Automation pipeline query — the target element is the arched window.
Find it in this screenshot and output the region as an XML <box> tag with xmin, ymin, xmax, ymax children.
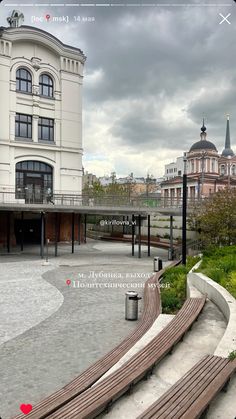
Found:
<box><xmin>15</xmin><ymin>160</ymin><xmax>53</xmax><ymax>203</ymax></box>
<box><xmin>232</xmin><ymin>165</ymin><xmax>236</xmax><ymax>176</ymax></box>
<box><xmin>191</xmin><ymin>160</ymin><xmax>194</xmax><ymax>173</ymax></box>
<box><xmin>16</xmin><ymin>68</ymin><xmax>32</xmax><ymax>93</ymax></box>
<box><xmin>220</xmin><ymin>164</ymin><xmax>225</xmax><ymax>175</ymax></box>
<box><xmin>211</xmin><ymin>159</ymin><xmax>215</xmax><ymax>172</ymax></box>
<box><xmin>39</xmin><ymin>74</ymin><xmax>54</xmax><ymax>97</ymax></box>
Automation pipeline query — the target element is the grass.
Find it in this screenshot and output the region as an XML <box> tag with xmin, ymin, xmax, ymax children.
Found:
<box><xmin>161</xmin><ymin>256</ymin><xmax>200</xmax><ymax>314</ymax></box>
<box><xmin>160</xmin><ymin>245</ymin><xmax>236</xmax><ymax>314</ymax></box>
<box><xmin>197</xmin><ymin>245</ymin><xmax>236</xmax><ymax>298</ymax></box>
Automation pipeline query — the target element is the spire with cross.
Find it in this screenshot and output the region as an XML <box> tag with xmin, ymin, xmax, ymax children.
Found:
<box><xmin>222</xmin><ymin>114</ymin><xmax>234</xmax><ymax>157</ymax></box>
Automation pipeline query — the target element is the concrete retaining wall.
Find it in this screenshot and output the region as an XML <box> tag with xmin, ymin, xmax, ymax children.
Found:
<box><xmin>187</xmin><ymin>262</ymin><xmax>236</xmax><ymax>357</ymax></box>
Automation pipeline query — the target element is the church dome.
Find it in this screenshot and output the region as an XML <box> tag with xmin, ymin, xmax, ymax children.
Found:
<box><xmin>189</xmin><ymin>120</ymin><xmax>217</xmax><ymax>153</ymax></box>
<box><xmin>190</xmin><ymin>140</ymin><xmax>217</xmax><ymax>152</ymax></box>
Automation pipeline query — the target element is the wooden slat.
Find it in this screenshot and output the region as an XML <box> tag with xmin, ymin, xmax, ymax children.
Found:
<box><xmin>13</xmin><ymin>262</ymin><xmax>179</xmax><ymax>419</ymax></box>
<box><xmin>137</xmin><ymin>356</ymin><xmax>236</xmax><ymax>419</ymax></box>
<box><xmin>158</xmin><ymin>357</ymin><xmax>228</xmax><ymax>419</ymax></box>
<box><xmin>45</xmin><ymin>297</ymin><xmax>205</xmax><ymax>418</ymax></box>
<box><xmin>180</xmin><ymin>358</ymin><xmax>236</xmax><ymax>419</ymax></box>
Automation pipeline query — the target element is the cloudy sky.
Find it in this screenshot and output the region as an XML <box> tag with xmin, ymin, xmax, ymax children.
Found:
<box><xmin>1</xmin><ymin>0</ymin><xmax>236</xmax><ymax>177</ymax></box>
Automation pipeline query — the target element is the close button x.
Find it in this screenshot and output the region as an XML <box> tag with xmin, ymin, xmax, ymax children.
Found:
<box><xmin>219</xmin><ymin>13</ymin><xmax>231</xmax><ymax>25</ymax></box>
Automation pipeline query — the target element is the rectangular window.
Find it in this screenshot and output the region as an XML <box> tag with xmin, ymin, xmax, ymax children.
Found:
<box><xmin>38</xmin><ymin>118</ymin><xmax>54</xmax><ymax>141</ymax></box>
<box><xmin>15</xmin><ymin>113</ymin><xmax>32</xmax><ymax>139</ymax></box>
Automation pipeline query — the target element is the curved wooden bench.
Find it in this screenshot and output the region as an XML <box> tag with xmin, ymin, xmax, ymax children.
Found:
<box><xmin>45</xmin><ymin>297</ymin><xmax>206</xmax><ymax>418</ymax></box>
<box><xmin>14</xmin><ymin>263</ymin><xmax>178</xmax><ymax>419</ymax></box>
<box><xmin>137</xmin><ymin>355</ymin><xmax>236</xmax><ymax>419</ymax></box>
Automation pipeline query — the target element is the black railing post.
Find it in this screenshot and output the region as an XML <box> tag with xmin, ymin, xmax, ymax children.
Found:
<box><xmin>7</xmin><ymin>211</ymin><xmax>10</xmax><ymax>253</ymax></box>
<box><xmin>78</xmin><ymin>214</ymin><xmax>81</xmax><ymax>245</ymax></box>
<box><xmin>138</xmin><ymin>214</ymin><xmax>141</xmax><ymax>258</ymax></box>
<box><xmin>148</xmin><ymin>214</ymin><xmax>151</xmax><ymax>257</ymax></box>
<box><xmin>182</xmin><ymin>156</ymin><xmax>187</xmax><ymax>265</ymax></box>
<box><xmin>84</xmin><ymin>214</ymin><xmax>87</xmax><ymax>243</ymax></box>
<box><xmin>132</xmin><ymin>214</ymin><xmax>135</xmax><ymax>256</ymax></box>
<box><xmin>72</xmin><ymin>212</ymin><xmax>75</xmax><ymax>254</ymax></box>
<box><xmin>169</xmin><ymin>215</ymin><xmax>174</xmax><ymax>260</ymax></box>
<box><xmin>55</xmin><ymin>212</ymin><xmax>58</xmax><ymax>257</ymax></box>
<box><xmin>20</xmin><ymin>211</ymin><xmax>24</xmax><ymax>251</ymax></box>
<box><xmin>40</xmin><ymin>212</ymin><xmax>45</xmax><ymax>259</ymax></box>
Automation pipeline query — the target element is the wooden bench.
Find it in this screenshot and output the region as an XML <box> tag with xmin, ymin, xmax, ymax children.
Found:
<box><xmin>137</xmin><ymin>354</ymin><xmax>236</xmax><ymax>419</ymax></box>
<box><xmin>14</xmin><ymin>263</ymin><xmax>178</xmax><ymax>419</ymax></box>
<box><xmin>45</xmin><ymin>297</ymin><xmax>206</xmax><ymax>418</ymax></box>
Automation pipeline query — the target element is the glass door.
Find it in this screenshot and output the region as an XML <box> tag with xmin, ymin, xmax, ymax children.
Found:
<box><xmin>25</xmin><ymin>176</ymin><xmax>43</xmax><ymax>203</ymax></box>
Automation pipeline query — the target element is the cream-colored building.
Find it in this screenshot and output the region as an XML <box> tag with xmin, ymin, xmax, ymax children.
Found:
<box><xmin>0</xmin><ymin>15</ymin><xmax>86</xmax><ymax>203</ymax></box>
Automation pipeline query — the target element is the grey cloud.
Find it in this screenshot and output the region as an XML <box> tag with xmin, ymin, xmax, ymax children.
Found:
<box><xmin>1</xmin><ymin>2</ymin><xmax>236</xmax><ymax>169</ymax></box>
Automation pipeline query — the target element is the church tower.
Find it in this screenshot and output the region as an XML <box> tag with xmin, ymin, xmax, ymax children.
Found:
<box><xmin>222</xmin><ymin>115</ymin><xmax>235</xmax><ymax>158</ymax></box>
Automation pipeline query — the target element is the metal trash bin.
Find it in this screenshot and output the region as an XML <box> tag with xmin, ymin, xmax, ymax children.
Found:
<box><xmin>125</xmin><ymin>291</ymin><xmax>141</xmax><ymax>320</ymax></box>
<box><xmin>154</xmin><ymin>257</ymin><xmax>163</xmax><ymax>272</ymax></box>
<box><xmin>154</xmin><ymin>256</ymin><xmax>159</xmax><ymax>272</ymax></box>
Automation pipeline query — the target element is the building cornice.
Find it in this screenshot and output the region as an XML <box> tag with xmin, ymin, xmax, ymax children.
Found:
<box><xmin>0</xmin><ymin>25</ymin><xmax>86</xmax><ymax>63</ymax></box>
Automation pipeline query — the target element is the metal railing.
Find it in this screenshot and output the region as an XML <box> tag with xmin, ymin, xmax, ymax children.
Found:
<box><xmin>0</xmin><ymin>188</ymin><xmax>204</xmax><ymax>210</ymax></box>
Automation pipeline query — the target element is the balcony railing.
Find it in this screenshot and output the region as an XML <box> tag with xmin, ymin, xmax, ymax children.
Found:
<box><xmin>0</xmin><ymin>188</ymin><xmax>205</xmax><ymax>210</ymax></box>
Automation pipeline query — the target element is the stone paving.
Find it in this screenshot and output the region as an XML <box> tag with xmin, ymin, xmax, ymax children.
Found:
<box><xmin>0</xmin><ymin>261</ymin><xmax>63</xmax><ymax>345</ymax></box>
<box><xmin>0</xmin><ymin>240</ymin><xmax>168</xmax><ymax>419</ymax></box>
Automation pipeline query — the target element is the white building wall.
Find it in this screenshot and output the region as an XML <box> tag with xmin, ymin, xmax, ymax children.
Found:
<box><xmin>164</xmin><ymin>156</ymin><xmax>184</xmax><ymax>180</ymax></box>
<box><xmin>0</xmin><ymin>26</ymin><xmax>85</xmax><ymax>194</ymax></box>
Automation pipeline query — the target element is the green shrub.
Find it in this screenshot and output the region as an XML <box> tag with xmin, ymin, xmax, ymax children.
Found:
<box><xmin>161</xmin><ymin>256</ymin><xmax>200</xmax><ymax>314</ymax></box>
<box><xmin>228</xmin><ymin>350</ymin><xmax>236</xmax><ymax>361</ymax></box>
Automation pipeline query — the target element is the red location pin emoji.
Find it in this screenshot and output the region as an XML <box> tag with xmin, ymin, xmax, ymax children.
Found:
<box><xmin>45</xmin><ymin>14</ymin><xmax>51</xmax><ymax>22</ymax></box>
<box><xmin>66</xmin><ymin>279</ymin><xmax>71</xmax><ymax>286</ymax></box>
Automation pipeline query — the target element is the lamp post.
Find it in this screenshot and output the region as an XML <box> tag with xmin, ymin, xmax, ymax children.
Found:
<box><xmin>182</xmin><ymin>153</ymin><xmax>187</xmax><ymax>265</ymax></box>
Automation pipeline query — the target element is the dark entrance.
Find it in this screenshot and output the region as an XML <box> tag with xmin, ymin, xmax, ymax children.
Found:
<box><xmin>14</xmin><ymin>218</ymin><xmax>42</xmax><ymax>244</ymax></box>
<box><xmin>15</xmin><ymin>161</ymin><xmax>53</xmax><ymax>203</ymax></box>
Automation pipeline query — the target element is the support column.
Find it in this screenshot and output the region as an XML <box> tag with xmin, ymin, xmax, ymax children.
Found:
<box><xmin>7</xmin><ymin>211</ymin><xmax>10</xmax><ymax>253</ymax></box>
<box><xmin>78</xmin><ymin>214</ymin><xmax>81</xmax><ymax>245</ymax></box>
<box><xmin>55</xmin><ymin>212</ymin><xmax>58</xmax><ymax>257</ymax></box>
<box><xmin>20</xmin><ymin>211</ymin><xmax>24</xmax><ymax>251</ymax></box>
<box><xmin>71</xmin><ymin>212</ymin><xmax>75</xmax><ymax>254</ymax></box>
<box><xmin>122</xmin><ymin>216</ymin><xmax>125</xmax><ymax>235</ymax></box>
<box><xmin>40</xmin><ymin>212</ymin><xmax>45</xmax><ymax>259</ymax></box>
<box><xmin>138</xmin><ymin>214</ymin><xmax>141</xmax><ymax>259</ymax></box>
<box><xmin>84</xmin><ymin>214</ymin><xmax>87</xmax><ymax>243</ymax></box>
<box><xmin>147</xmin><ymin>214</ymin><xmax>151</xmax><ymax>257</ymax></box>
<box><xmin>132</xmin><ymin>214</ymin><xmax>135</xmax><ymax>256</ymax></box>
<box><xmin>32</xmin><ymin>115</ymin><xmax>39</xmax><ymax>143</ymax></box>
<box><xmin>170</xmin><ymin>215</ymin><xmax>173</xmax><ymax>260</ymax></box>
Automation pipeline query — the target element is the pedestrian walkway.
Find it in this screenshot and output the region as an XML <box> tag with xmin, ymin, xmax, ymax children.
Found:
<box><xmin>0</xmin><ymin>240</ymin><xmax>168</xmax><ymax>419</ymax></box>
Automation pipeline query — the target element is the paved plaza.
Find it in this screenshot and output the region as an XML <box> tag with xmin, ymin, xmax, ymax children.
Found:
<box><xmin>0</xmin><ymin>240</ymin><xmax>235</xmax><ymax>419</ymax></box>
<box><xmin>0</xmin><ymin>240</ymin><xmax>168</xmax><ymax>419</ymax></box>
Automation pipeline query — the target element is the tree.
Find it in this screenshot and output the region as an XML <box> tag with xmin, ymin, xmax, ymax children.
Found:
<box><xmin>189</xmin><ymin>188</ymin><xmax>236</xmax><ymax>246</ymax></box>
<box><xmin>83</xmin><ymin>180</ymin><xmax>104</xmax><ymax>198</ymax></box>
